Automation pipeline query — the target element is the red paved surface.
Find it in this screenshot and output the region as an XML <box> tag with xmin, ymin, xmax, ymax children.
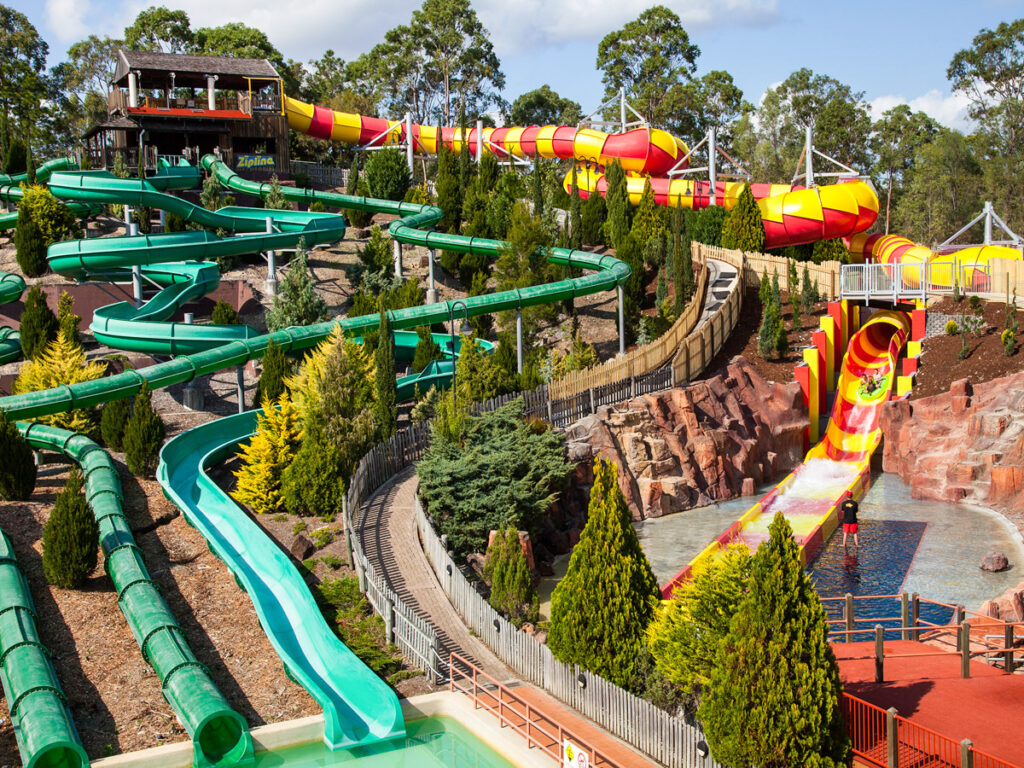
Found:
<box><xmin>834</xmin><ymin>640</ymin><xmax>1024</xmax><ymax>765</ymax></box>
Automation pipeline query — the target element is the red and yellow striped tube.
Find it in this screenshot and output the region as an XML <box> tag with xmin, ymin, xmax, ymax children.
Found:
<box><xmin>282</xmin><ymin>95</ymin><xmax>688</xmax><ymax>176</ymax></box>
<box><xmin>847</xmin><ymin>234</ymin><xmax>1021</xmax><ymax>289</ymax></box>
<box><xmin>807</xmin><ymin>310</ymin><xmax>909</xmax><ymax>464</ymax></box>
<box><xmin>572</xmin><ymin>167</ymin><xmax>878</xmax><ymax>249</ymax></box>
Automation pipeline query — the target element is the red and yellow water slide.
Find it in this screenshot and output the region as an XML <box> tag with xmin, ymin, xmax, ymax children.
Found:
<box><xmin>283</xmin><ymin>95</ymin><xmax>879</xmax><ymax>249</ymax></box>
<box><xmin>660</xmin><ymin>309</ymin><xmax>909</xmax><ymax>597</ymax></box>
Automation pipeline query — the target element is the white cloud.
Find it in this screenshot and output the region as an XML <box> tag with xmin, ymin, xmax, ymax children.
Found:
<box><xmin>869</xmin><ymin>89</ymin><xmax>973</xmax><ymax>130</ymax></box>
<box><xmin>45</xmin><ymin>0</ymin><xmax>91</xmax><ymax>44</ymax></box>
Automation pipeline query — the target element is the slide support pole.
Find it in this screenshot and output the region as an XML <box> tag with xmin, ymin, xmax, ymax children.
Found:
<box><xmin>265</xmin><ymin>217</ymin><xmax>278</xmax><ymax>297</ymax></box>
<box><xmin>708</xmin><ymin>126</ymin><xmax>717</xmax><ymax>206</ymax></box>
<box><xmin>393</xmin><ymin>239</ymin><xmax>403</xmax><ymax>279</ymax></box>
<box><xmin>617</xmin><ymin>285</ymin><xmax>626</xmax><ymax>356</ymax></box>
<box><xmin>426</xmin><ymin>249</ymin><xmax>437</xmax><ymax>304</ymax></box>
<box><xmin>516</xmin><ymin>309</ymin><xmax>524</xmax><ymax>374</ymax></box>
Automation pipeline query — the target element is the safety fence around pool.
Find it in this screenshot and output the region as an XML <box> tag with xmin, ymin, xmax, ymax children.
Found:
<box><xmin>843</xmin><ymin>694</ymin><xmax>1021</xmax><ymax>768</ymax></box>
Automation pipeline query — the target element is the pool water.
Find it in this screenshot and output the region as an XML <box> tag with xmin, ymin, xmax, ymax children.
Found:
<box><xmin>251</xmin><ymin>716</ymin><xmax>519</xmax><ymax>768</ymax></box>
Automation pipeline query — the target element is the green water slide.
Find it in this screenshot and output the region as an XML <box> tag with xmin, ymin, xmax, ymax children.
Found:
<box><xmin>0</xmin><ymin>273</ymin><xmax>25</xmax><ymax>363</ymax></box>
<box><xmin>0</xmin><ymin>527</ymin><xmax>89</xmax><ymax>768</ymax></box>
<box><xmin>16</xmin><ymin>422</ymin><xmax>253</xmax><ymax>768</ymax></box>
<box><xmin>158</xmin><ymin>410</ymin><xmax>405</xmax><ymax>748</ymax></box>
<box><xmin>0</xmin><ymin>157</ymin><xmax>102</xmax><ymax>230</ymax></box>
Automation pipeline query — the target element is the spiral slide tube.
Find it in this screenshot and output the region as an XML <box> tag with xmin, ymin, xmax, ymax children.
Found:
<box><xmin>569</xmin><ymin>166</ymin><xmax>880</xmax><ymax>250</ymax></box>
<box><xmin>15</xmin><ymin>422</ymin><xmax>253</xmax><ymax>768</ymax></box>
<box><xmin>0</xmin><ymin>272</ymin><xmax>25</xmax><ymax>362</ymax></box>
<box><xmin>661</xmin><ymin>311</ymin><xmax>909</xmax><ymax>596</ymax></box>
<box><xmin>158</xmin><ymin>410</ymin><xmax>405</xmax><ymax>749</ymax></box>
<box><xmin>0</xmin><ymin>528</ymin><xmax>89</xmax><ymax>768</ymax></box>
<box><xmin>283</xmin><ymin>95</ymin><xmax>688</xmax><ymax>176</ymax></box>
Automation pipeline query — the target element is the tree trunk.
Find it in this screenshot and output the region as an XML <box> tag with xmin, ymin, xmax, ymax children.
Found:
<box><xmin>885</xmin><ymin>171</ymin><xmax>892</xmax><ymax>234</ymax></box>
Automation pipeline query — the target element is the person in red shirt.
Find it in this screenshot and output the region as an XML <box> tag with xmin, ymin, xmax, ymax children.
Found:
<box><xmin>841</xmin><ymin>490</ymin><xmax>859</xmax><ymax>548</ymax></box>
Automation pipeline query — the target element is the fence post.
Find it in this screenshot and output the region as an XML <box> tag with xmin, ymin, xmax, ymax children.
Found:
<box><xmin>589</xmin><ymin>387</ymin><xmax>595</xmax><ymax>414</ymax></box>
<box><xmin>845</xmin><ymin>593</ymin><xmax>854</xmax><ymax>643</ymax></box>
<box><xmin>901</xmin><ymin>592</ymin><xmax>910</xmax><ymax>641</ymax></box>
<box><xmin>912</xmin><ymin>592</ymin><xmax>920</xmax><ymax>641</ymax></box>
<box><xmin>384</xmin><ymin>595</ymin><xmax>395</xmax><ymax>644</ymax></box>
<box><xmin>962</xmin><ymin>738</ymin><xmax>974</xmax><ymax>768</ymax></box>
<box><xmin>546</xmin><ymin>398</ymin><xmax>553</xmax><ymax>424</ymax></box>
<box><xmin>955</xmin><ymin>604</ymin><xmax>965</xmax><ymax>626</ymax></box>
<box><xmin>1005</xmin><ymin>623</ymin><xmax>1015</xmax><ymax>673</ymax></box>
<box><xmin>961</xmin><ymin>621</ymin><xmax>971</xmax><ymax>679</ymax></box>
<box><xmin>886</xmin><ymin>707</ymin><xmax>898</xmax><ymax>768</ymax></box>
<box><xmin>874</xmin><ymin>625</ymin><xmax>885</xmax><ymax>683</ymax></box>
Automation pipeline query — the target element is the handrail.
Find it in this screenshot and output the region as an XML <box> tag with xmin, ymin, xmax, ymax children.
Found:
<box><xmin>449</xmin><ymin>652</ymin><xmax>624</xmax><ymax>768</ymax></box>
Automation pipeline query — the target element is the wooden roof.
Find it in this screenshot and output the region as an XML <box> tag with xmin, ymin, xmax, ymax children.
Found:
<box><xmin>112</xmin><ymin>50</ymin><xmax>279</xmax><ymax>89</ymax></box>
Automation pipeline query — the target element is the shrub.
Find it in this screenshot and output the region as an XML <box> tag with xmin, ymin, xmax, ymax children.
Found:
<box><xmin>293</xmin><ymin>520</ymin><xmax>307</xmax><ymax>534</ymax></box>
<box><xmin>418</xmin><ymin>399</ymin><xmax>571</xmax><ymax>556</ymax></box>
<box><xmin>758</xmin><ymin>301</ymin><xmax>781</xmax><ymax>360</ymax></box>
<box><xmin>691</xmin><ymin>205</ymin><xmax>727</xmax><ymax>247</ymax></box>
<box><xmin>263</xmin><ymin>174</ymin><xmax>289</xmax><ymax>210</ymax></box>
<box><xmin>57</xmin><ymin>291</ymin><xmax>81</xmax><ymax>345</ymax></box>
<box><xmin>281</xmin><ymin>433</ymin><xmax>347</xmax><ymax>518</ymax></box>
<box><xmin>412</xmin><ymin>327</ymin><xmax>442</xmax><ymax>372</ymax></box>
<box><xmin>315</xmin><ymin>576</ymin><xmax>404</xmax><ymax>678</ymax></box>
<box><xmin>18</xmin><ymin>286</ymin><xmax>59</xmax><ymax>358</ymax></box>
<box><xmin>345</xmin><ymin>157</ymin><xmax>373</xmax><ymax>228</ymax></box>
<box><xmin>945</xmin><ymin>320</ymin><xmax>959</xmax><ymax>335</ymax></box>
<box><xmin>122</xmin><ymin>381</ymin><xmax>166</xmax><ymax>477</ymax></box>
<box><xmin>14</xmin><ymin>205</ymin><xmax>47</xmax><ymax>277</ymax></box>
<box><xmin>603</xmin><ymin>159</ymin><xmax>630</xmax><ymax>249</ymax></box>
<box><xmin>720</xmin><ymin>184</ymin><xmax>765</xmax><ymax>252</ymax></box>
<box><xmin>630</xmin><ymin>180</ymin><xmax>664</xmax><ymax>253</ymax></box>
<box><xmin>14</xmin><ymin>330</ymin><xmax>106</xmax><ymax>436</ymax></box>
<box><xmin>211</xmin><ymin>300</ymin><xmax>238</xmax><ymax>325</ymax></box>
<box><xmin>1002</xmin><ymin>329</ymin><xmax>1015</xmax><ymax>356</ymax></box>
<box><xmin>365</xmin><ymin>147</ymin><xmax>411</xmax><ymax>202</ymax></box>
<box><xmin>42</xmin><ymin>469</ymin><xmax>99</xmax><ymax>589</ymax></box>
<box><xmin>700</xmin><ymin>513</ymin><xmax>848</xmax><ymax>766</ymax></box>
<box><xmin>311</xmin><ymin>526</ymin><xmax>335</xmax><ymax>548</ymax></box>
<box><xmin>548</xmin><ymin>457</ymin><xmax>660</xmax><ymax>690</ymax></box>
<box><xmin>580</xmin><ymin>188</ymin><xmax>606</xmax><ymax>247</ymax></box>
<box><xmin>968</xmin><ymin>294</ymin><xmax>983</xmax><ymax>316</ymax></box>
<box><xmin>265</xmin><ymin>243</ymin><xmax>328</xmax><ymax>331</ymax></box>
<box><xmin>18</xmin><ymin>185</ymin><xmax>82</xmax><ymax>246</ymax></box>
<box><xmin>165</xmin><ymin>212</ymin><xmax>187</xmax><ymax>232</ymax></box>
<box><xmin>811</xmin><ymin>237</ymin><xmax>849</xmax><ymax>264</ymax></box>
<box><xmin>294</xmin><ymin>172</ymin><xmax>310</xmax><ymax>189</ymax></box>
<box><xmin>100</xmin><ymin>397</ymin><xmax>131</xmax><ymax>451</ymax></box>
<box><xmin>0</xmin><ymin>418</ymin><xmax>36</xmax><ymax>501</ymax></box>
<box><xmin>484</xmin><ymin>527</ymin><xmax>539</xmax><ymax>627</ymax></box>
<box><xmin>233</xmin><ymin>394</ymin><xmax>302</xmax><ymax>515</ymax></box>
<box><xmin>255</xmin><ymin>339</ymin><xmax>291</xmax><ymax>405</ymax></box>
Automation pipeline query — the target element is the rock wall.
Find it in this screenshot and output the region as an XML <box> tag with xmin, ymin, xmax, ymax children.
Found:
<box><xmin>562</xmin><ymin>357</ymin><xmax>808</xmax><ymax>520</ymax></box>
<box><xmin>880</xmin><ymin>373</ymin><xmax>1024</xmax><ymax>518</ymax></box>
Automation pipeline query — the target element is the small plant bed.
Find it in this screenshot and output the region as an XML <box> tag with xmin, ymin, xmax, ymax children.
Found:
<box><xmin>912</xmin><ymin>296</ymin><xmax>1024</xmax><ymax>400</ymax></box>
<box><xmin>700</xmin><ymin>287</ymin><xmax>830</xmax><ymax>384</ymax></box>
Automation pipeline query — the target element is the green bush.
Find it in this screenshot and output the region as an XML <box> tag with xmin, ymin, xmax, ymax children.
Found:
<box><xmin>309</xmin><ymin>199</ymin><xmax>325</xmax><ymax>213</ymax></box>
<box><xmin>412</xmin><ymin>326</ymin><xmax>442</xmax><ymax>372</ymax></box>
<box><xmin>720</xmin><ymin>184</ymin><xmax>765</xmax><ymax>253</ymax></box>
<box><xmin>211</xmin><ymin>300</ymin><xmax>239</xmax><ymax>325</ymax></box>
<box><xmin>700</xmin><ymin>513</ymin><xmax>848</xmax><ymax>766</ymax></box>
<box><xmin>484</xmin><ymin>527</ymin><xmax>539</xmax><ymax>627</ymax></box>
<box><xmin>1002</xmin><ymin>328</ymin><xmax>1015</xmax><ymax>356</ymax></box>
<box><xmin>364</xmin><ymin>147</ymin><xmax>411</xmax><ymax>202</ymax></box>
<box><xmin>418</xmin><ymin>399</ymin><xmax>572</xmax><ymax>556</ymax></box>
<box><xmin>0</xmin><ymin>418</ymin><xmax>36</xmax><ymax>501</ymax></box>
<box><xmin>19</xmin><ymin>286</ymin><xmax>59</xmax><ymax>359</ymax></box>
<box><xmin>100</xmin><ymin>397</ymin><xmax>131</xmax><ymax>452</ymax></box>
<box><xmin>263</xmin><ymin>174</ymin><xmax>289</xmax><ymax>210</ymax></box>
<box><xmin>265</xmin><ymin>244</ymin><xmax>328</xmax><ymax>331</ymax></box>
<box><xmin>812</xmin><ymin>237</ymin><xmax>850</xmax><ymax>264</ymax></box>
<box><xmin>630</xmin><ymin>180</ymin><xmax>664</xmax><ymax>253</ymax></box>
<box><xmin>165</xmin><ymin>212</ymin><xmax>187</xmax><ymax>232</ymax></box>
<box><xmin>946</xmin><ymin>319</ymin><xmax>959</xmax><ymax>336</ymax></box>
<box><xmin>580</xmin><ymin>189</ymin><xmax>606</xmax><ymax>247</ymax></box>
<box><xmin>255</xmin><ymin>339</ymin><xmax>291</xmax><ymax>405</ymax></box>
<box><xmin>123</xmin><ymin>381</ymin><xmax>165</xmax><ymax>477</ymax></box>
<box><xmin>14</xmin><ymin>206</ymin><xmax>47</xmax><ymax>277</ymax></box>
<box><xmin>345</xmin><ymin>157</ymin><xmax>373</xmax><ymax>228</ymax></box>
<box><xmin>3</xmin><ymin>138</ymin><xmax>26</xmax><ymax>174</ymax></box>
<box><xmin>311</xmin><ymin>526</ymin><xmax>334</xmax><ymax>548</ymax></box>
<box><xmin>18</xmin><ymin>185</ymin><xmax>82</xmax><ymax>246</ymax></box>
<box><xmin>691</xmin><ymin>205</ymin><xmax>728</xmax><ymax>247</ymax></box>
<box><xmin>294</xmin><ymin>172</ymin><xmax>310</xmax><ymax>189</ymax></box>
<box><xmin>801</xmin><ymin>262</ymin><xmax>820</xmax><ymax>311</ymax></box>
<box><xmin>548</xmin><ymin>457</ymin><xmax>660</xmax><ymax>690</ymax></box>
<box><xmin>57</xmin><ymin>291</ymin><xmax>81</xmax><ymax>345</ymax></box>
<box><xmin>42</xmin><ymin>469</ymin><xmax>99</xmax><ymax>589</ymax></box>
<box><xmin>281</xmin><ymin>432</ymin><xmax>347</xmax><ymax>518</ymax></box>
<box><xmin>758</xmin><ymin>301</ymin><xmax>782</xmax><ymax>360</ymax></box>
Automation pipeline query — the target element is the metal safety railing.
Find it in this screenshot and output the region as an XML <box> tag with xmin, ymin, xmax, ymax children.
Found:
<box><xmin>840</xmin><ymin>262</ymin><xmax>993</xmax><ymax>302</ymax></box>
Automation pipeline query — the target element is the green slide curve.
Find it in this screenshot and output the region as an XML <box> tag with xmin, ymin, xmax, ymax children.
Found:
<box><xmin>158</xmin><ymin>409</ymin><xmax>404</xmax><ymax>749</ymax></box>
<box><xmin>0</xmin><ymin>527</ymin><xmax>89</xmax><ymax>768</ymax></box>
<box><xmin>17</xmin><ymin>422</ymin><xmax>253</xmax><ymax>768</ymax></box>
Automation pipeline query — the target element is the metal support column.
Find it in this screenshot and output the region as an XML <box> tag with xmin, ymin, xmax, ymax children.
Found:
<box><xmin>393</xmin><ymin>239</ymin><xmax>402</xmax><ymax>278</ymax></box>
<box><xmin>619</xmin><ymin>87</ymin><xmax>627</xmax><ymax>133</ymax></box>
<box><xmin>236</xmin><ymin>365</ymin><xmax>245</xmax><ymax>413</ymax></box>
<box><xmin>806</xmin><ymin>124</ymin><xmax>815</xmax><ymax>188</ymax></box>
<box><xmin>129</xmin><ymin>221</ymin><xmax>142</xmax><ymax>308</ymax></box>
<box><xmin>405</xmin><ymin>112</ymin><xmax>414</xmax><ymax>173</ymax></box>
<box><xmin>264</xmin><ymin>217</ymin><xmax>278</xmax><ymax>297</ymax></box>
<box><xmin>476</xmin><ymin>119</ymin><xmax>483</xmax><ymax>162</ymax></box>
<box><xmin>426</xmin><ymin>248</ymin><xmax>437</xmax><ymax>303</ymax></box>
<box><xmin>707</xmin><ymin>126</ymin><xmax>717</xmax><ymax>206</ymax></box>
<box><xmin>984</xmin><ymin>201</ymin><xmax>994</xmax><ymax>245</ymax></box>
<box><xmin>617</xmin><ymin>285</ymin><xmax>626</xmax><ymax>356</ymax></box>
<box><xmin>158</xmin><ymin>208</ymin><xmax>166</xmax><ymax>232</ymax></box>
<box><xmin>515</xmin><ymin>309</ymin><xmax>524</xmax><ymax>373</ymax></box>
<box><xmin>183</xmin><ymin>313</ymin><xmax>204</xmax><ymax>410</ymax></box>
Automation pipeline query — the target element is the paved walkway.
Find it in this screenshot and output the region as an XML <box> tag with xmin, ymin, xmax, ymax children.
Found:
<box><xmin>358</xmin><ymin>469</ymin><xmax>662</xmax><ymax>768</ymax></box>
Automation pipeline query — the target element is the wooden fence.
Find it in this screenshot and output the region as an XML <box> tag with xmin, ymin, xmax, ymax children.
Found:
<box><xmin>986</xmin><ymin>257</ymin><xmax>1024</xmax><ymax>301</ymax></box>
<box><xmin>548</xmin><ymin>258</ymin><xmax>709</xmax><ymax>399</ymax></box>
<box><xmin>415</xmin><ymin>496</ymin><xmax>722</xmax><ymax>768</ymax></box>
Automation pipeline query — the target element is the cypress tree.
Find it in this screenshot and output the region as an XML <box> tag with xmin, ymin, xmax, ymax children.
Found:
<box><xmin>812</xmin><ymin>237</ymin><xmax>850</xmax><ymax>264</ymax></box>
<box><xmin>568</xmin><ymin>166</ymin><xmax>582</xmax><ymax>250</ymax></box>
<box><xmin>18</xmin><ymin>286</ymin><xmax>59</xmax><ymax>360</ymax></box>
<box><xmin>530</xmin><ymin>154</ymin><xmax>544</xmax><ymax>219</ymax></box>
<box><xmin>692</xmin><ymin>205</ymin><xmax>728</xmax><ymax>247</ymax></box>
<box><xmin>701</xmin><ymin>513</ymin><xmax>848</xmax><ymax>767</ymax></box>
<box><xmin>412</xmin><ymin>326</ymin><xmax>442</xmax><ymax>372</ymax></box>
<box><xmin>618</xmin><ymin>233</ymin><xmax>644</xmax><ymax>345</ymax></box>
<box><xmin>265</xmin><ymin>244</ymin><xmax>328</xmax><ymax>331</ymax></box>
<box><xmin>548</xmin><ymin>457</ymin><xmax>659</xmax><ymax>689</ymax></box>
<box><xmin>211</xmin><ymin>300</ymin><xmax>238</xmax><ymax>325</ymax></box>
<box><xmin>256</xmin><ymin>338</ymin><xmax>291</xmax><ymax>405</ymax></box>
<box><xmin>604</xmin><ymin>160</ymin><xmax>630</xmax><ymax>249</ymax></box>
<box><xmin>57</xmin><ymin>291</ymin><xmax>80</xmax><ymax>345</ymax></box>
<box><xmin>263</xmin><ymin>174</ymin><xmax>289</xmax><ymax>210</ymax></box>
<box><xmin>436</xmin><ymin>136</ymin><xmax>462</xmax><ymax>233</ymax></box>
<box><xmin>758</xmin><ymin>300</ymin><xmax>781</xmax><ymax>360</ymax></box>
<box><xmin>720</xmin><ymin>184</ymin><xmax>765</xmax><ymax>253</ymax></box>
<box><xmin>0</xmin><ymin>417</ymin><xmax>36</xmax><ymax>501</ymax></box>
<box><xmin>484</xmin><ymin>527</ymin><xmax>539</xmax><ymax>627</ymax></box>
<box><xmin>233</xmin><ymin>394</ymin><xmax>302</xmax><ymax>515</ymax></box>
<box><xmin>458</xmin><ymin>107</ymin><xmax>474</xmax><ymax>192</ymax></box>
<box><xmin>673</xmin><ymin>204</ymin><xmax>694</xmax><ymax>314</ymax></box>
<box><xmin>630</xmin><ymin>180</ymin><xmax>663</xmax><ymax>253</ymax></box>
<box><xmin>14</xmin><ymin>205</ymin><xmax>47</xmax><ymax>277</ymax></box>
<box><xmin>281</xmin><ymin>427</ymin><xmax>347</xmax><ymax>519</ymax></box>
<box><xmin>802</xmin><ymin>263</ymin><xmax>820</xmax><ymax>310</ymax></box>
<box><xmin>478</xmin><ymin>152</ymin><xmax>498</xmax><ymax>194</ymax></box>
<box><xmin>580</xmin><ymin>185</ymin><xmax>606</xmax><ymax>246</ymax></box>
<box><xmin>788</xmin><ymin>259</ymin><xmax>801</xmax><ymax>331</ymax></box>
<box><xmin>42</xmin><ymin>469</ymin><xmax>99</xmax><ymax>589</ymax></box>
<box><xmin>123</xmin><ymin>381</ymin><xmax>166</xmax><ymax>478</ymax></box>
<box><xmin>758</xmin><ymin>271</ymin><xmax>772</xmax><ymax>307</ymax></box>
<box><xmin>100</xmin><ymin>397</ymin><xmax>131</xmax><ymax>452</ymax></box>
<box><xmin>374</xmin><ymin>301</ymin><xmax>396</xmax><ymax>441</ymax></box>
<box><xmin>345</xmin><ymin>155</ymin><xmax>372</xmax><ymax>228</ymax></box>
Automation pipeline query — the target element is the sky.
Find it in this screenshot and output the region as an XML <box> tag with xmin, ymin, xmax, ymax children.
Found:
<box><xmin>12</xmin><ymin>0</ymin><xmax>1024</xmax><ymax>133</ymax></box>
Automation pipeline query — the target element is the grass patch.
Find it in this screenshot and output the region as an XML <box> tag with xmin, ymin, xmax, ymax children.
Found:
<box><xmin>292</xmin><ymin>520</ymin><xmax>307</xmax><ymax>535</ymax></box>
<box><xmin>321</xmin><ymin>555</ymin><xmax>342</xmax><ymax>570</ymax></box>
<box><xmin>311</xmin><ymin>527</ymin><xmax>335</xmax><ymax>548</ymax></box>
<box><xmin>315</xmin><ymin>576</ymin><xmax>405</xmax><ymax>679</ymax></box>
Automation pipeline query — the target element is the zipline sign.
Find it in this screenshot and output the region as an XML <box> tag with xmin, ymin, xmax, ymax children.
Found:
<box><xmin>236</xmin><ymin>155</ymin><xmax>275</xmax><ymax>170</ymax></box>
<box><xmin>563</xmin><ymin>739</ymin><xmax>590</xmax><ymax>768</ymax></box>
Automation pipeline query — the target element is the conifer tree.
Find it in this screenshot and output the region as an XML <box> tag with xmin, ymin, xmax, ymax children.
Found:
<box><xmin>18</xmin><ymin>286</ymin><xmax>58</xmax><ymax>359</ymax></box>
<box><xmin>484</xmin><ymin>527</ymin><xmax>539</xmax><ymax>627</ymax></box>
<box><xmin>57</xmin><ymin>291</ymin><xmax>80</xmax><ymax>345</ymax></box>
<box><xmin>265</xmin><ymin>243</ymin><xmax>328</xmax><ymax>331</ymax></box>
<box><xmin>788</xmin><ymin>259</ymin><xmax>801</xmax><ymax>331</ymax></box>
<box><xmin>281</xmin><ymin>426</ymin><xmax>347</xmax><ymax>519</ymax></box>
<box><xmin>603</xmin><ymin>159</ymin><xmax>630</xmax><ymax>249</ymax></box>
<box><xmin>211</xmin><ymin>300</ymin><xmax>238</xmax><ymax>325</ymax></box>
<box><xmin>812</xmin><ymin>237</ymin><xmax>850</xmax><ymax>264</ymax></box>
<box><xmin>802</xmin><ymin>263</ymin><xmax>820</xmax><ymax>311</ymax></box>
<box><xmin>618</xmin><ymin>233</ymin><xmax>645</xmax><ymax>345</ymax></box>
<box><xmin>200</xmin><ymin>173</ymin><xmax>222</xmax><ymax>211</ymax></box>
<box><xmin>672</xmin><ymin>204</ymin><xmax>694</xmax><ymax>314</ymax></box>
<box><xmin>14</xmin><ymin>205</ymin><xmax>46</xmax><ymax>277</ymax></box>
<box><xmin>530</xmin><ymin>154</ymin><xmax>544</xmax><ymax>219</ymax></box>
<box><xmin>263</xmin><ymin>174</ymin><xmax>289</xmax><ymax>210</ymax></box>
<box><xmin>0</xmin><ymin>417</ymin><xmax>36</xmax><ymax>501</ymax></box>
<box><xmin>758</xmin><ymin>271</ymin><xmax>772</xmax><ymax>307</ymax></box>
<box><xmin>701</xmin><ymin>513</ymin><xmax>848</xmax><ymax>767</ymax></box>
<box><xmin>374</xmin><ymin>301</ymin><xmax>396</xmax><ymax>440</ymax></box>
<box><xmin>256</xmin><ymin>338</ymin><xmax>291</xmax><ymax>405</ymax></box>
<box><xmin>122</xmin><ymin>381</ymin><xmax>166</xmax><ymax>477</ymax></box>
<box><xmin>458</xmin><ymin>107</ymin><xmax>474</xmax><ymax>193</ymax></box>
<box><xmin>345</xmin><ymin>155</ymin><xmax>373</xmax><ymax>228</ymax></box>
<box><xmin>548</xmin><ymin>457</ymin><xmax>660</xmax><ymax>689</ymax></box>
<box><xmin>630</xmin><ymin>180</ymin><xmax>663</xmax><ymax>253</ymax></box>
<box><xmin>100</xmin><ymin>397</ymin><xmax>131</xmax><ymax>452</ymax></box>
<box><xmin>656</xmin><ymin>268</ymin><xmax>668</xmax><ymax>306</ymax></box>
<box><xmin>580</xmin><ymin>185</ymin><xmax>606</xmax><ymax>246</ymax></box>
<box><xmin>720</xmin><ymin>184</ymin><xmax>765</xmax><ymax>253</ymax></box>
<box><xmin>15</xmin><ymin>330</ymin><xmax>106</xmax><ymax>435</ymax></box>
<box><xmin>568</xmin><ymin>165</ymin><xmax>582</xmax><ymax>249</ymax></box>
<box><xmin>42</xmin><ymin>469</ymin><xmax>99</xmax><ymax>589</ymax></box>
<box><xmin>412</xmin><ymin>326</ymin><xmax>442</xmax><ymax>372</ymax></box>
<box><xmin>435</xmin><ymin>138</ymin><xmax>462</xmax><ymax>233</ymax></box>
<box><xmin>477</xmin><ymin>152</ymin><xmax>498</xmax><ymax>194</ymax></box>
<box><xmin>232</xmin><ymin>394</ymin><xmax>302</xmax><ymax>515</ymax></box>
<box><xmin>758</xmin><ymin>300</ymin><xmax>781</xmax><ymax>360</ymax></box>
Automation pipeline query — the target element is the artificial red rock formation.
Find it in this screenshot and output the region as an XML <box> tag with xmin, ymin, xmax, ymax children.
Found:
<box><xmin>563</xmin><ymin>356</ymin><xmax>808</xmax><ymax>520</ymax></box>
<box><xmin>880</xmin><ymin>371</ymin><xmax>1024</xmax><ymax>517</ymax></box>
